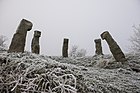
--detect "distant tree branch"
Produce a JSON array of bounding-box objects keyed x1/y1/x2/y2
[
  {"x1": 129, "y1": 24, "x2": 140, "y2": 52},
  {"x1": 0, "y1": 35, "x2": 8, "y2": 49},
  {"x1": 69, "y1": 45, "x2": 87, "y2": 58}
]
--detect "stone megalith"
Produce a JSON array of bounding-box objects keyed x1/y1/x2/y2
[
  {"x1": 101, "y1": 31, "x2": 126, "y2": 62},
  {"x1": 94, "y1": 39, "x2": 103, "y2": 55},
  {"x1": 31, "y1": 31, "x2": 41, "y2": 54},
  {"x1": 8, "y1": 19, "x2": 33, "y2": 53},
  {"x1": 62, "y1": 38, "x2": 69, "y2": 57}
]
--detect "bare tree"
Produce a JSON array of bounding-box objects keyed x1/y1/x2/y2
[
  {"x1": 76, "y1": 49, "x2": 87, "y2": 57},
  {"x1": 69, "y1": 45, "x2": 78, "y2": 58},
  {"x1": 130, "y1": 24, "x2": 140, "y2": 52},
  {"x1": 69, "y1": 45, "x2": 87, "y2": 58},
  {"x1": 0, "y1": 35, "x2": 7, "y2": 48}
]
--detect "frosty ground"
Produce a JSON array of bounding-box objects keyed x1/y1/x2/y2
[{"x1": 0, "y1": 51, "x2": 140, "y2": 93}]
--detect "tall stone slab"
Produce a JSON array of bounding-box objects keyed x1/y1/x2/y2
[
  {"x1": 101, "y1": 31, "x2": 126, "y2": 62},
  {"x1": 94, "y1": 39, "x2": 103, "y2": 55},
  {"x1": 62, "y1": 38, "x2": 69, "y2": 57},
  {"x1": 31, "y1": 31, "x2": 41, "y2": 54},
  {"x1": 8, "y1": 19, "x2": 33, "y2": 53}
]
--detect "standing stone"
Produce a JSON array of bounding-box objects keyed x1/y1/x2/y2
[
  {"x1": 101, "y1": 31, "x2": 126, "y2": 62},
  {"x1": 8, "y1": 19, "x2": 33, "y2": 53},
  {"x1": 31, "y1": 31, "x2": 41, "y2": 54},
  {"x1": 94, "y1": 39, "x2": 103, "y2": 55},
  {"x1": 62, "y1": 38, "x2": 69, "y2": 57}
]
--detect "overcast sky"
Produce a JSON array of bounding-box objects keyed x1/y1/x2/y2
[{"x1": 0, "y1": 0, "x2": 140, "y2": 56}]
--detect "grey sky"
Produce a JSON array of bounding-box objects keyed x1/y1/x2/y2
[{"x1": 0, "y1": 0, "x2": 140, "y2": 56}]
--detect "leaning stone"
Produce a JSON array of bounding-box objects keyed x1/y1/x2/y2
[
  {"x1": 31, "y1": 31, "x2": 41, "y2": 54},
  {"x1": 8, "y1": 19, "x2": 33, "y2": 53},
  {"x1": 101, "y1": 31, "x2": 126, "y2": 62},
  {"x1": 62, "y1": 38, "x2": 69, "y2": 57},
  {"x1": 94, "y1": 39, "x2": 103, "y2": 55}
]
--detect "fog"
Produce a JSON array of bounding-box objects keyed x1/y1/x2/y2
[{"x1": 0, "y1": 0, "x2": 140, "y2": 56}]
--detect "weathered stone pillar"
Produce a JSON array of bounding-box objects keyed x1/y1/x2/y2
[
  {"x1": 31, "y1": 31, "x2": 41, "y2": 54},
  {"x1": 8, "y1": 19, "x2": 33, "y2": 53},
  {"x1": 94, "y1": 39, "x2": 103, "y2": 55},
  {"x1": 62, "y1": 38, "x2": 69, "y2": 57},
  {"x1": 101, "y1": 31, "x2": 126, "y2": 62}
]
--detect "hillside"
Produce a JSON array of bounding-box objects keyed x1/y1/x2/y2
[{"x1": 0, "y1": 51, "x2": 140, "y2": 93}]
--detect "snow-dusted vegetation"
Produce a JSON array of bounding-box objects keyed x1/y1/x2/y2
[{"x1": 0, "y1": 51, "x2": 140, "y2": 93}]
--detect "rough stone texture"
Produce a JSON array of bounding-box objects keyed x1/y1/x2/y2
[
  {"x1": 8, "y1": 19, "x2": 33, "y2": 53},
  {"x1": 62, "y1": 38, "x2": 69, "y2": 57},
  {"x1": 101, "y1": 31, "x2": 126, "y2": 62},
  {"x1": 31, "y1": 31, "x2": 41, "y2": 54},
  {"x1": 94, "y1": 39, "x2": 103, "y2": 55}
]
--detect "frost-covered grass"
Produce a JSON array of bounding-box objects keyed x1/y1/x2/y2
[
  {"x1": 0, "y1": 52, "x2": 77, "y2": 93},
  {"x1": 0, "y1": 52, "x2": 140, "y2": 93}
]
